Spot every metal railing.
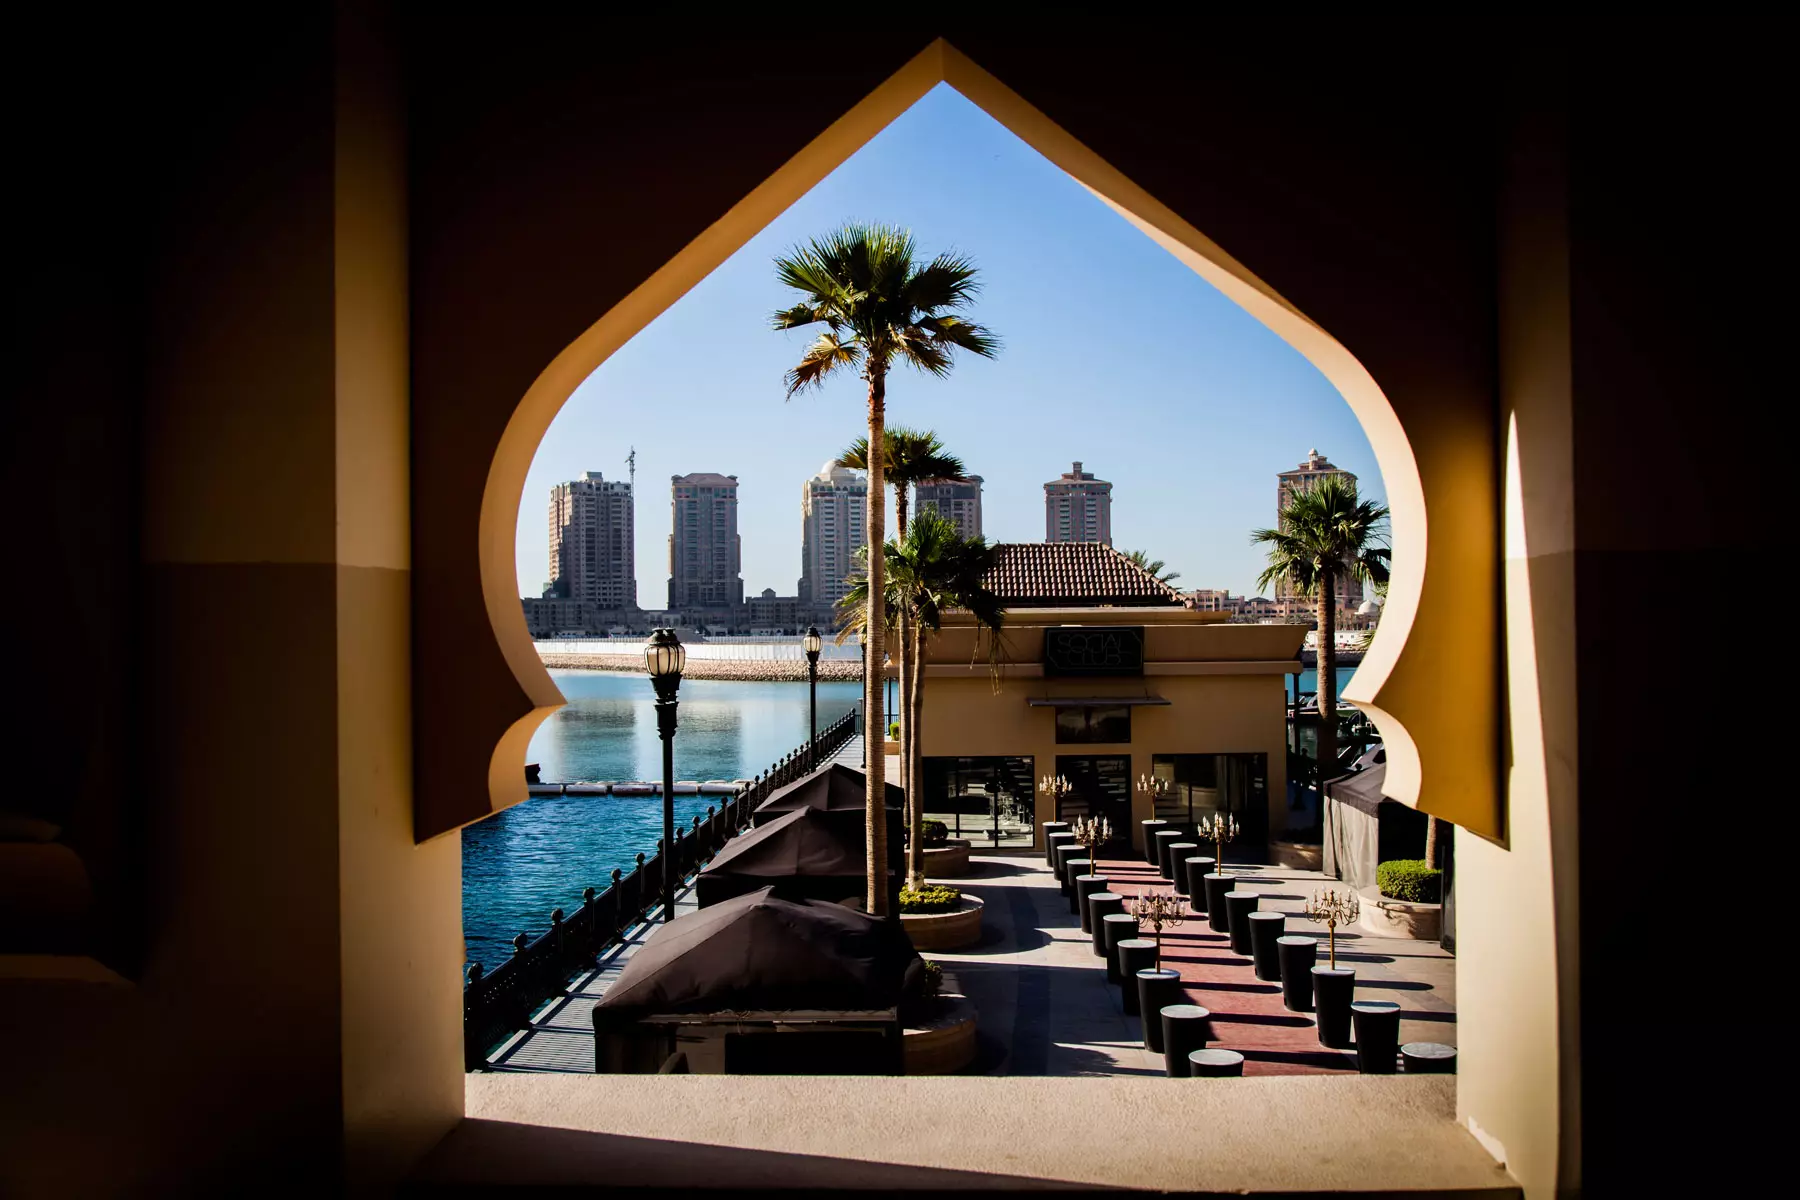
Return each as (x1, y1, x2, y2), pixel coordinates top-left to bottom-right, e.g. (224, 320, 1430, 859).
(463, 706, 861, 1069)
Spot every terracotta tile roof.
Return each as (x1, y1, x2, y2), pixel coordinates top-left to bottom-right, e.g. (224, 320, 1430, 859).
(984, 543, 1182, 607)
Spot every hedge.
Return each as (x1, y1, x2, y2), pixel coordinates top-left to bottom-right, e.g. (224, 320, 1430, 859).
(1377, 859, 1442, 904)
(899, 885, 962, 914)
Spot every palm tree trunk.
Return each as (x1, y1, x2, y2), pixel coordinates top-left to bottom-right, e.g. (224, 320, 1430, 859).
(863, 372, 888, 916)
(897, 601, 913, 884)
(908, 622, 927, 890)
(1424, 816, 1439, 868)
(1316, 571, 1338, 796)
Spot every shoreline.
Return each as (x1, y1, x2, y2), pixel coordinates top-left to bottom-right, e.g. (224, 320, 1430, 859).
(538, 653, 864, 682)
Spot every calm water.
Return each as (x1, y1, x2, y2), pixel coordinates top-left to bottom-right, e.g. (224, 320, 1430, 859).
(461, 671, 860, 961)
(1296, 665, 1357, 695)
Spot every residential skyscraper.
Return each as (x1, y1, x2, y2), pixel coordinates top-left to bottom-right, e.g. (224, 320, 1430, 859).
(1044, 461, 1112, 545)
(798, 462, 868, 607)
(1274, 449, 1363, 606)
(668, 472, 743, 609)
(546, 471, 635, 608)
(915, 475, 984, 541)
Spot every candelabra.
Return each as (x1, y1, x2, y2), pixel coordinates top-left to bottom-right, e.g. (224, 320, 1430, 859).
(1198, 811, 1240, 875)
(1039, 774, 1075, 818)
(1070, 813, 1112, 862)
(1126, 889, 1186, 970)
(1305, 886, 1361, 969)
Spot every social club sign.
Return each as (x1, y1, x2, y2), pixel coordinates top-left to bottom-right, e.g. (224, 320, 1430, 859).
(1042, 626, 1146, 677)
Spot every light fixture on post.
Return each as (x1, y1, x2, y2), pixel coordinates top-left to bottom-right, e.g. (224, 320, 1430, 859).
(802, 625, 823, 767)
(644, 627, 686, 921)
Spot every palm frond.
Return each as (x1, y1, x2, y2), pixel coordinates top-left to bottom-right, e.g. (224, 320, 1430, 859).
(783, 331, 862, 397)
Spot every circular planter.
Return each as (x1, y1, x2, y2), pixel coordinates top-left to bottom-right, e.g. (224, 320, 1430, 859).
(1358, 884, 1443, 941)
(903, 993, 978, 1074)
(921, 839, 972, 877)
(882, 739, 902, 757)
(1268, 840, 1323, 871)
(900, 894, 985, 951)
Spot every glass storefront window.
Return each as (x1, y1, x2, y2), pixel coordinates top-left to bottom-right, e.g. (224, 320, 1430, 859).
(1054, 705, 1131, 744)
(1147, 753, 1269, 846)
(919, 756, 1037, 849)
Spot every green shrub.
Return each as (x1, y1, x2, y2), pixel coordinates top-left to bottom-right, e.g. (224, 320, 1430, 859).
(887, 721, 900, 738)
(1377, 859, 1442, 903)
(921, 819, 949, 847)
(919, 959, 943, 997)
(899, 885, 962, 914)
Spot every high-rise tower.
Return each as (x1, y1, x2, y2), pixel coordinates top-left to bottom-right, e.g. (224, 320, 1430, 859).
(1274, 449, 1363, 606)
(546, 471, 636, 608)
(798, 462, 868, 606)
(916, 475, 984, 541)
(1044, 461, 1112, 545)
(668, 472, 743, 609)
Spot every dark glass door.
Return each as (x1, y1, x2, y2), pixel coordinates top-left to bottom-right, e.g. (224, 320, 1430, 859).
(1054, 755, 1132, 849)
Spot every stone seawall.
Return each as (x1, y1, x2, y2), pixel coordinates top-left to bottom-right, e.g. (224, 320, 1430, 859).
(538, 653, 864, 682)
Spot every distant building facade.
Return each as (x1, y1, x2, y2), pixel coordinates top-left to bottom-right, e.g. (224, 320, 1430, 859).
(798, 462, 868, 607)
(546, 472, 636, 607)
(1274, 449, 1364, 606)
(1044, 461, 1113, 545)
(521, 597, 642, 638)
(668, 472, 743, 609)
(915, 475, 984, 540)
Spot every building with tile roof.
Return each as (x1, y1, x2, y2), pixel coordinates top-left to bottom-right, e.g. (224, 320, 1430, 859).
(984, 542, 1182, 608)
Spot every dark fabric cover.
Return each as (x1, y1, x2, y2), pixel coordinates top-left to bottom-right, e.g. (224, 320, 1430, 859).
(753, 762, 904, 823)
(1323, 762, 1429, 890)
(593, 886, 925, 1020)
(695, 808, 897, 909)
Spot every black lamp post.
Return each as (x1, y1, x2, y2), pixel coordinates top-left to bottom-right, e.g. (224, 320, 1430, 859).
(802, 625, 822, 767)
(644, 627, 686, 921)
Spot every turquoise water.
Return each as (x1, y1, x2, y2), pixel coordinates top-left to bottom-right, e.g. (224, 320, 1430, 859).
(1296, 665, 1357, 696)
(461, 671, 860, 962)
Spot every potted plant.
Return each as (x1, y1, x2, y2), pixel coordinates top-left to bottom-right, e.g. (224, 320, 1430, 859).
(897, 883, 984, 950)
(917, 818, 973, 878)
(1305, 885, 1360, 1048)
(1361, 859, 1444, 940)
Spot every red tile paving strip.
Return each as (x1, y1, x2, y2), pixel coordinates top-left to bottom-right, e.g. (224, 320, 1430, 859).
(1097, 855, 1355, 1077)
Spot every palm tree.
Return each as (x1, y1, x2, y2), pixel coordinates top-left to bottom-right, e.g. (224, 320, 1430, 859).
(773, 224, 998, 915)
(1122, 549, 1182, 585)
(1251, 474, 1390, 798)
(840, 511, 1004, 888)
(837, 427, 967, 826)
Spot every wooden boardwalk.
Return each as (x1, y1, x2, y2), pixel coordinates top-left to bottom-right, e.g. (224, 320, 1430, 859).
(484, 734, 870, 1073)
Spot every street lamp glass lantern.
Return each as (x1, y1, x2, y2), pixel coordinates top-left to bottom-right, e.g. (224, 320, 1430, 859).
(644, 627, 686, 680)
(802, 625, 822, 659)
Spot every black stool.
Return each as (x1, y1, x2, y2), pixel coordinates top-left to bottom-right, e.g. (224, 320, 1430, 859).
(1160, 1004, 1212, 1076)
(1135, 970, 1183, 1051)
(1277, 936, 1317, 1011)
(1042, 821, 1071, 864)
(1402, 1042, 1458, 1074)
(1182, 857, 1216, 910)
(1224, 890, 1260, 955)
(1089, 893, 1125, 954)
(1061, 857, 1092, 908)
(1075, 874, 1109, 929)
(1116, 940, 1157, 1013)
(1102, 915, 1140, 982)
(1352, 1001, 1401, 1074)
(1313, 967, 1356, 1048)
(1165, 844, 1198, 895)
(1248, 911, 1285, 980)
(1203, 874, 1234, 932)
(1154, 830, 1186, 879)
(1187, 1049, 1245, 1077)
(1051, 842, 1080, 894)
(1140, 820, 1167, 865)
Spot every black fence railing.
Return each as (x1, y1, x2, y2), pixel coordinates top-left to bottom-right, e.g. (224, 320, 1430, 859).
(463, 706, 861, 1069)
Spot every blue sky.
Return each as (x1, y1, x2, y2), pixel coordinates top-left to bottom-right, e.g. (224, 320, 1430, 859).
(516, 84, 1382, 603)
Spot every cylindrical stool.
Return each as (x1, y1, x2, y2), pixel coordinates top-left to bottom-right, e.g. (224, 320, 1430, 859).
(1135, 970, 1183, 1051)
(1277, 936, 1318, 1011)
(1075, 874, 1109, 929)
(1203, 874, 1234, 932)
(1042, 821, 1071, 864)
(1248, 911, 1286, 980)
(1160, 1004, 1211, 1076)
(1165, 844, 1198, 895)
(1182, 857, 1216, 910)
(1313, 967, 1356, 1048)
(1102, 915, 1140, 982)
(1187, 1049, 1245, 1077)
(1140, 819, 1167, 865)
(1154, 830, 1186, 879)
(1352, 1001, 1401, 1074)
(1401, 1042, 1458, 1074)
(1089, 893, 1125, 954)
(1051, 842, 1080, 893)
(1061, 858, 1092, 908)
(1224, 890, 1260, 955)
(1116, 940, 1157, 1013)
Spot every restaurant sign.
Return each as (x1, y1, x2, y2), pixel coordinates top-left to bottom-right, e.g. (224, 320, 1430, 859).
(1043, 626, 1146, 677)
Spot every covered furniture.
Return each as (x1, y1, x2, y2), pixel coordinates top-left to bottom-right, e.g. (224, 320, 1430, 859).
(696, 807, 899, 911)
(753, 761, 903, 872)
(1321, 761, 1428, 892)
(592, 886, 925, 1074)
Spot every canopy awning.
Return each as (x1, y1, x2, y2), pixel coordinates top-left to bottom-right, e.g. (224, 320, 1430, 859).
(1026, 696, 1171, 707)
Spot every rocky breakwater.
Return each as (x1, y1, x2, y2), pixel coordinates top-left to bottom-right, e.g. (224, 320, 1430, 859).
(537, 653, 864, 683)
